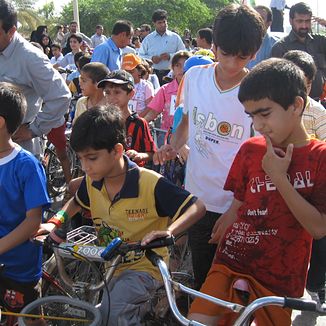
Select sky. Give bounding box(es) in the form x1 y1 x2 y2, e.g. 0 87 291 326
36 0 326 32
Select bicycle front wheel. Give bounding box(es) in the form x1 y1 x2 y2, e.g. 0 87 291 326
17 296 102 326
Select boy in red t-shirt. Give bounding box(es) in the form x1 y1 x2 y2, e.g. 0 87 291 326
188 58 326 325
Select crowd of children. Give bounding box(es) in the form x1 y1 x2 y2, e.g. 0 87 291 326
1 1 326 325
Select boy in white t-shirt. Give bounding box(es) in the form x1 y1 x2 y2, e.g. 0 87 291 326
154 4 266 290
50 43 64 65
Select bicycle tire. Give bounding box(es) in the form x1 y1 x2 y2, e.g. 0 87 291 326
17 296 102 326
42 258 104 306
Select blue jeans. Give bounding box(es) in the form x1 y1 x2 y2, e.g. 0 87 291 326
188 211 222 290
306 235 326 292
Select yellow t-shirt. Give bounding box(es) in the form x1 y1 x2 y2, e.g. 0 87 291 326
74 96 89 122
75 156 195 280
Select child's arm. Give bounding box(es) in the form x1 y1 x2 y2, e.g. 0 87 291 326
34 198 81 236
0 206 43 256
125 149 154 162
209 198 243 244
144 109 159 123
263 135 326 239
141 198 206 245
139 97 153 118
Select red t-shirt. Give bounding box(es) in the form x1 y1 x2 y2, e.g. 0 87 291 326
215 137 326 297
125 112 156 167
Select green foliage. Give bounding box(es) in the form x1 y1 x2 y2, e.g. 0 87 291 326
59 0 234 37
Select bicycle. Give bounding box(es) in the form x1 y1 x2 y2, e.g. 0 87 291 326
33 228 194 326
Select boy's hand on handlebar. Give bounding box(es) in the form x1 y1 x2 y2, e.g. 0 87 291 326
209 216 224 244
153 145 177 165
31 223 57 240
141 230 171 246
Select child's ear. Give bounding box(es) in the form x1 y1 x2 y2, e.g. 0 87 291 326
128 89 136 100
292 96 305 116
250 51 258 60
113 143 124 159
0 117 6 130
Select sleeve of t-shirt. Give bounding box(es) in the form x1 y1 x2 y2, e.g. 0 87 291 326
138 117 157 152
19 154 51 213
224 141 249 202
58 55 69 67
145 82 154 100
147 86 165 113
172 106 183 133
91 44 109 66
74 96 87 121
74 176 90 211
154 177 197 221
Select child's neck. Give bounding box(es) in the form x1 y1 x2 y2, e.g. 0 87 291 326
0 138 15 159
88 91 106 108
120 106 132 120
103 157 127 201
215 64 247 90
281 124 311 148
72 49 80 55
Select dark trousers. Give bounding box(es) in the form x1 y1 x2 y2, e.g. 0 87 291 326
188 211 222 290
153 69 169 86
306 235 326 292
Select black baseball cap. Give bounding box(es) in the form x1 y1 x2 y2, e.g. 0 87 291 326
97 69 134 88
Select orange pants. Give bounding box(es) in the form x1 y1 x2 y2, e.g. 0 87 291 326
189 264 292 326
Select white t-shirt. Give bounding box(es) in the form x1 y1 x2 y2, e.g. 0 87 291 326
180 63 254 213
131 79 154 114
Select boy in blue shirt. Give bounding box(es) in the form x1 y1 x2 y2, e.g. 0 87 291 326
0 82 51 314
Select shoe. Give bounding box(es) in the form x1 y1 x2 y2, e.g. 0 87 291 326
307 288 326 314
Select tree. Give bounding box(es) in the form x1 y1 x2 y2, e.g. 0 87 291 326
59 0 235 37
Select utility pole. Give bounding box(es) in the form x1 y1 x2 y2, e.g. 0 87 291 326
73 0 80 30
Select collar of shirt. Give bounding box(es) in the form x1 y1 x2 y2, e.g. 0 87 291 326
153 29 172 38
165 78 179 94
108 37 121 53
126 111 139 121
91 155 139 199
289 30 313 44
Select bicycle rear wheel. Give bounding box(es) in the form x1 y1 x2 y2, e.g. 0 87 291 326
17 296 102 326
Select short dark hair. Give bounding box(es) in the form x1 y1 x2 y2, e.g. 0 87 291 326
238 58 307 112
96 25 103 30
70 20 78 26
253 5 273 23
57 25 63 31
290 2 312 19
112 20 133 37
213 4 266 56
132 36 139 43
51 42 62 50
140 24 151 32
82 62 110 83
78 54 92 70
74 51 86 65
0 0 17 32
172 50 191 67
70 33 83 43
197 28 213 45
152 9 168 23
0 82 27 134
283 50 317 81
70 105 126 153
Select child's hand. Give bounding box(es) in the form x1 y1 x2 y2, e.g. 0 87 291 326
209 214 226 244
177 144 190 165
141 230 171 246
262 135 293 185
153 144 177 165
125 149 144 161
31 223 57 241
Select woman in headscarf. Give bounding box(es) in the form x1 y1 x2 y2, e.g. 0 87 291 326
39 33 54 59
30 25 48 43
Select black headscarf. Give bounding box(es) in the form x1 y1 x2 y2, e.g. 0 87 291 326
39 33 54 59
30 25 48 43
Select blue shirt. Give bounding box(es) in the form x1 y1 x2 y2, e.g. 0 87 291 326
246 32 280 70
138 30 185 70
91 37 122 71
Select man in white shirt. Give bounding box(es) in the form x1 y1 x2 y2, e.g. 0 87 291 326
138 9 185 85
90 25 107 48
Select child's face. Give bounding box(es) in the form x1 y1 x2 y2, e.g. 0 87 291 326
42 36 49 45
51 47 61 58
104 84 134 109
244 98 297 146
127 68 141 84
77 147 118 181
70 38 81 51
172 57 188 83
215 46 253 79
80 72 97 96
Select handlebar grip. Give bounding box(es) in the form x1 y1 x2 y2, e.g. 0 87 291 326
283 296 316 311
145 249 163 267
141 236 175 249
